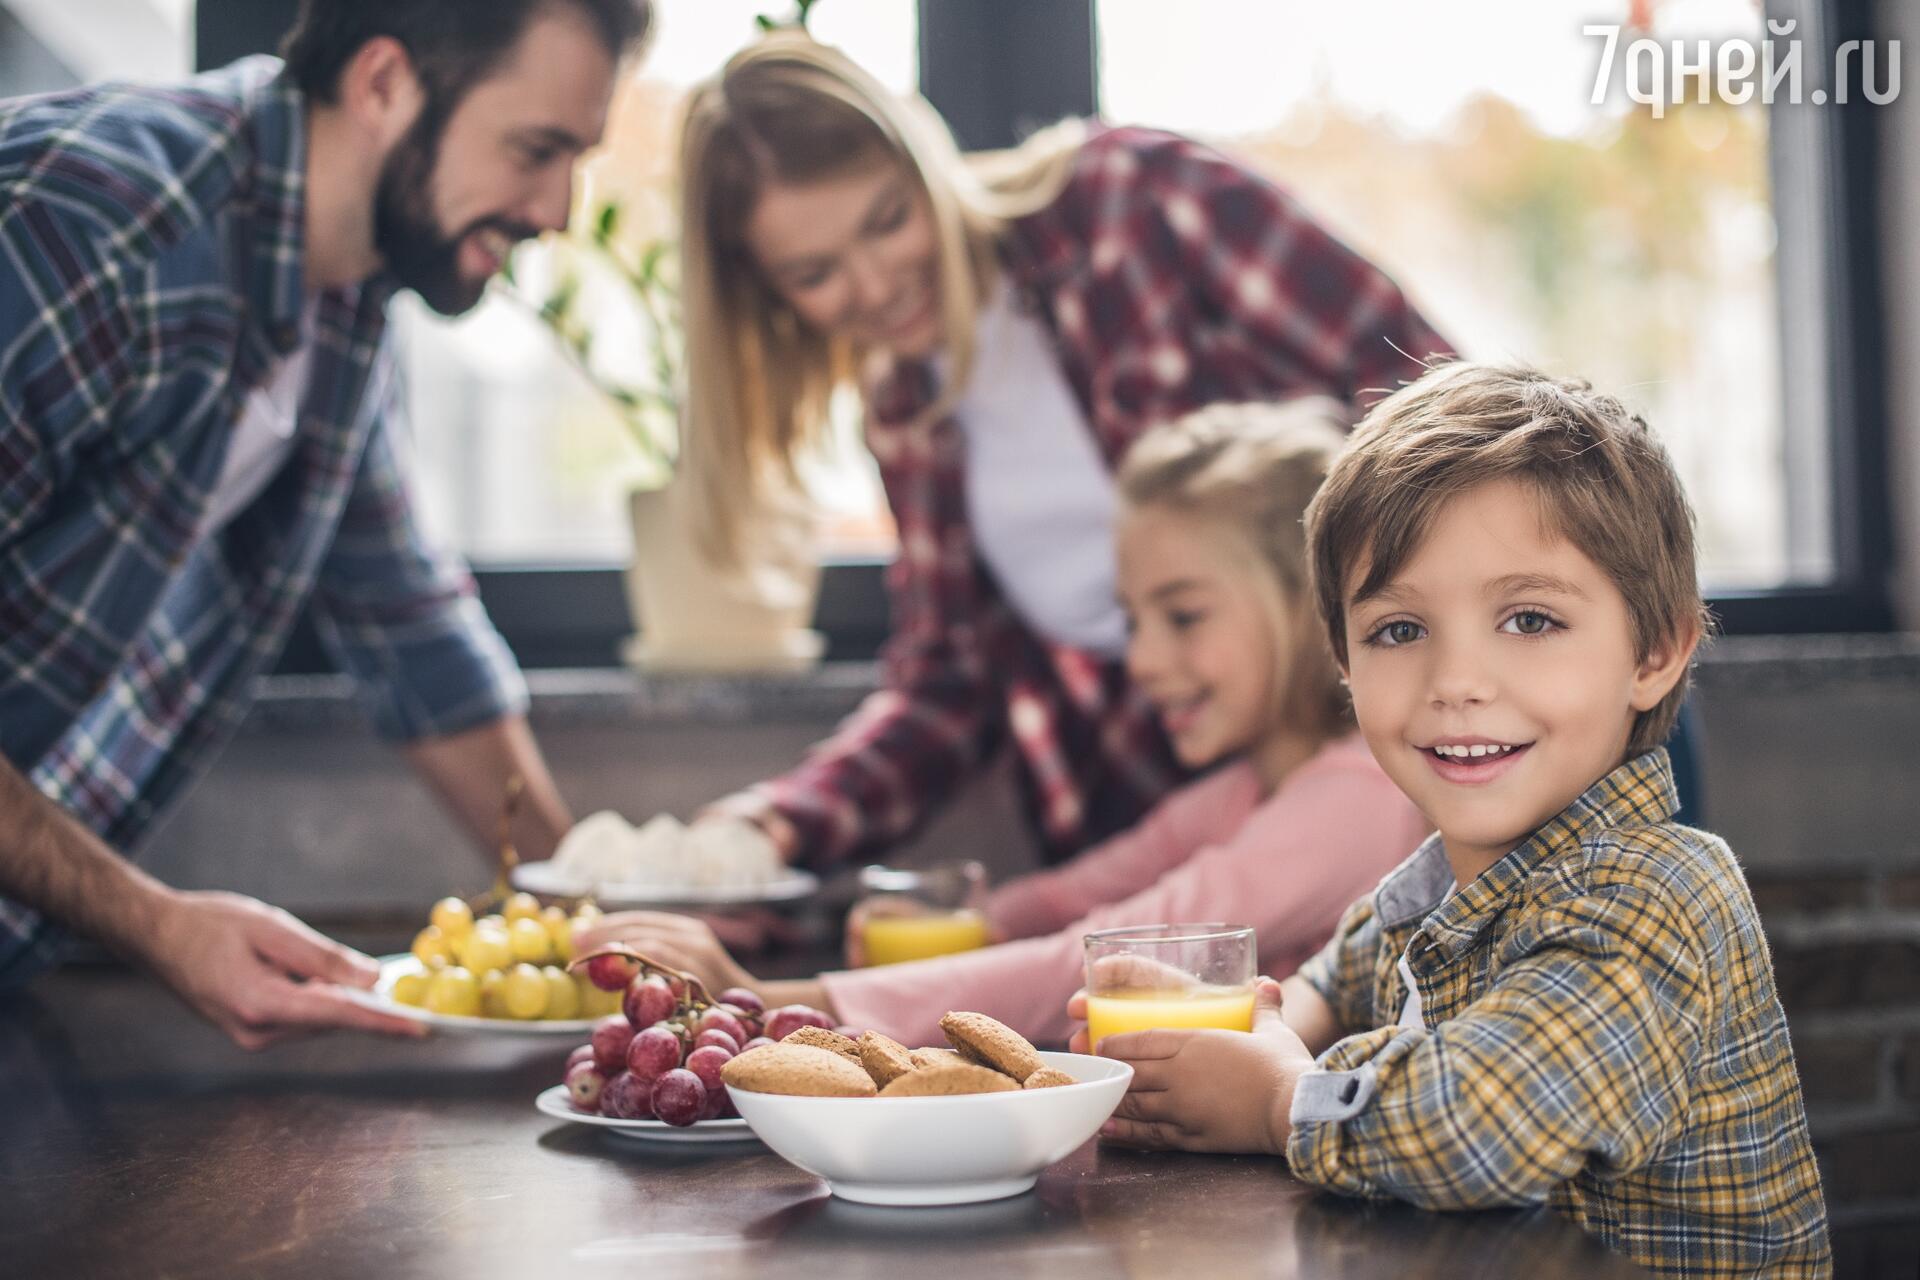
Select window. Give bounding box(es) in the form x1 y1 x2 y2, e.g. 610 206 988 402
1099 0 1803 592
399 0 912 566
21 0 1885 678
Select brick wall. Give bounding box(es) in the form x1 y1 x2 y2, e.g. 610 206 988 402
1757 870 1920 1275
1696 639 1920 1279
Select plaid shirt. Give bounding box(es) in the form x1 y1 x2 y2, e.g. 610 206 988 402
1289 750 1831 1278
753 125 1451 867
0 59 526 980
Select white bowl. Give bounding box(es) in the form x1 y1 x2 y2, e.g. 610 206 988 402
725 1050 1132 1206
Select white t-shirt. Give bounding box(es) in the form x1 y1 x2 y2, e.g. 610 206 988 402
198 307 316 538
1397 881 1457 1031
954 285 1127 657
1396 952 1427 1030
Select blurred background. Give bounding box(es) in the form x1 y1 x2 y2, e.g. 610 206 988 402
10 0 1896 629
2 3 1916 1272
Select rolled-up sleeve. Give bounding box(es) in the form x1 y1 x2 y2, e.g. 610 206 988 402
1287 888 1706 1210
307 364 527 741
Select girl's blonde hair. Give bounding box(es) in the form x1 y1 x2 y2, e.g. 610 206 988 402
677 32 1083 567
1118 400 1355 745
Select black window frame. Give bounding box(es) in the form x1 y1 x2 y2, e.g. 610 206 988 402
195 0 1894 673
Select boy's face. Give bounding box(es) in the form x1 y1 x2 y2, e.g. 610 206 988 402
1340 479 1690 879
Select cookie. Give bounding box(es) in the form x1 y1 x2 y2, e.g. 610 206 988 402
781 1026 861 1062
908 1047 968 1070
721 1043 878 1097
856 1030 916 1088
1023 1067 1075 1089
878 1062 1020 1097
939 1011 1044 1083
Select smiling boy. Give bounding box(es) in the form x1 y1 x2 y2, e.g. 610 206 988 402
1083 363 1831 1277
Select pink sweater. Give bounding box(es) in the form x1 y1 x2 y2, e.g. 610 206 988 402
819 733 1431 1048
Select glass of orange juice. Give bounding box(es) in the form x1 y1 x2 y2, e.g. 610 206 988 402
854 862 990 966
1083 923 1257 1051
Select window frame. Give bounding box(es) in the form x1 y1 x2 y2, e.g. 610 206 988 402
202 0 1892 673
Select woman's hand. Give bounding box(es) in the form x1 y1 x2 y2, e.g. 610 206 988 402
575 910 756 998
1085 977 1315 1156
693 796 798 863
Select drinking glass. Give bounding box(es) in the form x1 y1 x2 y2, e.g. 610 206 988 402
1082 923 1257 1051
853 862 990 966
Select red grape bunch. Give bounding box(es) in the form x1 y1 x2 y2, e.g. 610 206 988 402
561 945 836 1127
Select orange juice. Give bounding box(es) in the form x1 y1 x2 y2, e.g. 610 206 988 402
1085 988 1257 1051
862 910 991 966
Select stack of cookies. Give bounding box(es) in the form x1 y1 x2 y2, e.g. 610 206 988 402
721 1011 1076 1098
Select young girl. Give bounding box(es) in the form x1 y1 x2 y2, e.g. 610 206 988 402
582 402 1431 1048
668 31 1450 874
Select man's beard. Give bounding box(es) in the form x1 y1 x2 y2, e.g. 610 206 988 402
372 111 531 316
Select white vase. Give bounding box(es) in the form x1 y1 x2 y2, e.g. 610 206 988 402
621 482 825 673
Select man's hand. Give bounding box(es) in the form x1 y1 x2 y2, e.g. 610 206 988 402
1083 977 1315 1156
139 890 426 1051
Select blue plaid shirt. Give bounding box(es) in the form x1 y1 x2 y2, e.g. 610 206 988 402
0 59 528 980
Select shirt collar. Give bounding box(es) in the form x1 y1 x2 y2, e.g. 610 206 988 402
1387 748 1681 962
1375 832 1455 930
238 62 310 356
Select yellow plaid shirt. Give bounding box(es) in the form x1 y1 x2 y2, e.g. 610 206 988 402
1288 750 1831 1278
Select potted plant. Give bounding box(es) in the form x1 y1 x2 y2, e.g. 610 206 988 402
499 196 824 673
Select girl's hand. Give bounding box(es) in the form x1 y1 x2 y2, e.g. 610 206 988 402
1092 978 1315 1156
575 910 755 997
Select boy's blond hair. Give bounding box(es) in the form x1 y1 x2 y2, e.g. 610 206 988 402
1304 362 1710 756
1119 399 1354 744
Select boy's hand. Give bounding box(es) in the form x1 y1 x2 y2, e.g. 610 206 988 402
1094 977 1315 1156
1065 953 1204 1054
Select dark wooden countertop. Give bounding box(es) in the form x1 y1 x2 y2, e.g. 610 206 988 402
0 967 1649 1279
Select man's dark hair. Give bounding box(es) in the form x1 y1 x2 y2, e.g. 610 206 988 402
282 0 652 106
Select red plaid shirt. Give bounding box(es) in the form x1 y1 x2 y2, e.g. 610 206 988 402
752 125 1452 868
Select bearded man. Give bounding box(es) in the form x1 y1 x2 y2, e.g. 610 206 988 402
0 0 650 1047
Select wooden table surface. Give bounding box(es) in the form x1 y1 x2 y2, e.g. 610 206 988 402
0 966 1649 1279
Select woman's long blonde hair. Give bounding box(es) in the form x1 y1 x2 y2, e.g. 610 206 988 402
677 32 1083 567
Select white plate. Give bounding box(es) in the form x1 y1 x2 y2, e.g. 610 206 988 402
511 861 819 909
727 1050 1132 1206
340 956 597 1037
534 1084 759 1144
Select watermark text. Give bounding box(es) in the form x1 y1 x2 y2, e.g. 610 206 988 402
1587 20 1899 116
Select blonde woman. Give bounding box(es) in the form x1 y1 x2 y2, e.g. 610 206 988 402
678 33 1450 871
